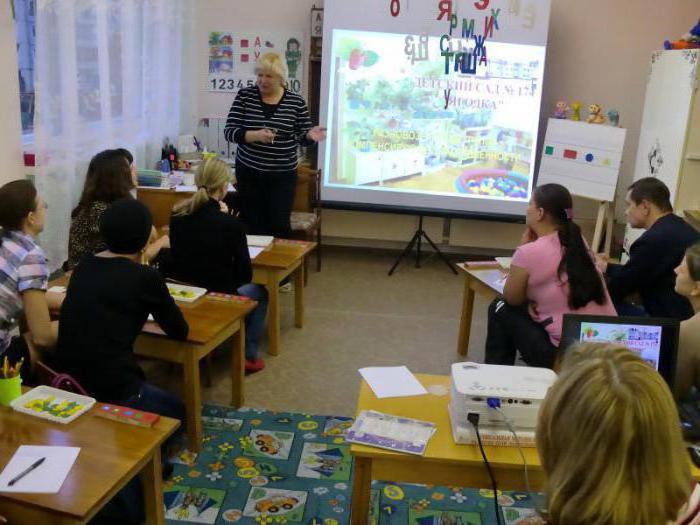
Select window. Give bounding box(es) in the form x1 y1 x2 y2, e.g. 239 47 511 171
13 0 36 134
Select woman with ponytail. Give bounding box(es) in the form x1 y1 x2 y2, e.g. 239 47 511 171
170 159 269 373
484 184 616 368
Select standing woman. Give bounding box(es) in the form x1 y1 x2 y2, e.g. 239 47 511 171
484 183 616 368
224 52 326 238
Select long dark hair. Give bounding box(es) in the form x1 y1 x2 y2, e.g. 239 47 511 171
0 180 38 245
73 149 134 217
533 184 606 309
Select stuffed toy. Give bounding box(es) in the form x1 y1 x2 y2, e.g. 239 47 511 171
664 19 700 50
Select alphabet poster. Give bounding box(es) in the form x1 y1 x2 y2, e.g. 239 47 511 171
208 32 304 95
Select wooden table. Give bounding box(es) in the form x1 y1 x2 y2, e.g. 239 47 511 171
349 374 700 524
137 187 192 229
350 374 543 525
0 400 178 524
135 296 255 452
456 263 506 357
50 275 254 453
252 239 316 356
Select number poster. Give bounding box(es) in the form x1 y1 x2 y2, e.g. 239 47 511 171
208 32 304 95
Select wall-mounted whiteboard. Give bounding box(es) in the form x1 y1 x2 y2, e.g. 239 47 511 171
537 119 627 202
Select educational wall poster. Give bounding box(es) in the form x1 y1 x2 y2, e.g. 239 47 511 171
208 31 304 96
580 322 662 369
537 118 627 202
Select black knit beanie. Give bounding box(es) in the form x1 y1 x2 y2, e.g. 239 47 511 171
100 198 152 254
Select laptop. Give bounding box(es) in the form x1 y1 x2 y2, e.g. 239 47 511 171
560 314 679 388
560 314 700 439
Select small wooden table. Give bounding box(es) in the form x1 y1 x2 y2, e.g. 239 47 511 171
349 374 543 525
50 275 254 453
456 263 506 357
252 239 316 356
0 401 178 524
135 296 255 452
137 187 193 229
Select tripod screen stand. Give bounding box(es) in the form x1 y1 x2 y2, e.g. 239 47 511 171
388 216 458 276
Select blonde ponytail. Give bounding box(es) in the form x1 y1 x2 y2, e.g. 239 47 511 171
173 158 231 216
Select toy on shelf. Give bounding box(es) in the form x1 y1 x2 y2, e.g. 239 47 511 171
553 101 569 119
664 19 700 50
587 103 607 124
607 109 620 127
570 101 582 121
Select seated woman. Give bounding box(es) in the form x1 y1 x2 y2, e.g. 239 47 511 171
169 158 269 373
55 198 188 415
672 241 700 399
64 148 167 271
485 183 616 368
536 342 698 524
0 180 62 380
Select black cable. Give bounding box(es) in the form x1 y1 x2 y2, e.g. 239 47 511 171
468 413 502 525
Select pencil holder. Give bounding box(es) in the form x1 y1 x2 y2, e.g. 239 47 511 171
0 375 22 406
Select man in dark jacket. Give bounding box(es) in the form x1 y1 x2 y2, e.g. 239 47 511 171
596 177 700 319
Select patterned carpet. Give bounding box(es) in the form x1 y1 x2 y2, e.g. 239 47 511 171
163 405 544 524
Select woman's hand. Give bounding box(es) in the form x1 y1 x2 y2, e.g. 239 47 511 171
520 227 537 246
594 253 609 273
219 200 229 214
307 126 327 142
247 129 276 144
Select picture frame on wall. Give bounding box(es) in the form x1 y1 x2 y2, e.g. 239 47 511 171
311 7 323 38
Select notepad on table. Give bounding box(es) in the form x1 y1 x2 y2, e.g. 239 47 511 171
358 366 427 398
0 445 80 493
346 410 436 455
246 235 274 247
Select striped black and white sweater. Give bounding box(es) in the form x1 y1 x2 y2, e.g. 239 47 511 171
224 86 314 172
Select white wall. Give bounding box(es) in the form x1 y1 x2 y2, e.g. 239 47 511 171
0 0 26 186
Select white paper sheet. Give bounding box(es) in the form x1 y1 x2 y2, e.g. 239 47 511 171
248 246 265 259
358 366 428 399
246 235 274 247
0 446 80 493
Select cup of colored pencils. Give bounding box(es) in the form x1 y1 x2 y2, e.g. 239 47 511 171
0 356 23 406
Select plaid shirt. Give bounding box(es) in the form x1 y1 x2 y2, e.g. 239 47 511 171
0 230 49 354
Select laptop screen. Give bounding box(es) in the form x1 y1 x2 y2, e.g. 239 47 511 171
560 314 680 387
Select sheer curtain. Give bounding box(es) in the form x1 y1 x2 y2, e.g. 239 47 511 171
34 0 194 270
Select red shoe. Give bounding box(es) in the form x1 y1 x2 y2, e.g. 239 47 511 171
245 358 265 373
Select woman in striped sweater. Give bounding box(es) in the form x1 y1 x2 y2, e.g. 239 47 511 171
224 52 325 238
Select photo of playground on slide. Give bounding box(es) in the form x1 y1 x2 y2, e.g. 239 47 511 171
325 30 546 202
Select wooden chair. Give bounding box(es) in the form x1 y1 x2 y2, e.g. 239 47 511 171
290 166 322 284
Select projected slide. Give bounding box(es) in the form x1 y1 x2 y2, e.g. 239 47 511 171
580 322 663 369
322 29 546 215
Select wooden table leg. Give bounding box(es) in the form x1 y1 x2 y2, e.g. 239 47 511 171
182 351 203 452
294 265 304 329
457 275 475 356
231 322 245 407
351 456 372 525
267 272 281 356
142 448 165 525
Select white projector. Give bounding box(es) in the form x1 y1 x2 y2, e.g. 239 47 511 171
449 362 557 444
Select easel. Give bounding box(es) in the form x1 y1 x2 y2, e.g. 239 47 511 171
591 199 615 255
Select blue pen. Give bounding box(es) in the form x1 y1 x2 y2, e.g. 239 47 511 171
8 457 46 486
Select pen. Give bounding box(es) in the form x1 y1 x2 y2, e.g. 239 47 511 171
8 457 46 486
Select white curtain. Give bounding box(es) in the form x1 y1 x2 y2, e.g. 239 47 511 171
34 0 195 270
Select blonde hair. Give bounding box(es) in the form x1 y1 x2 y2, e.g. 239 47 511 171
537 342 690 525
173 159 230 216
255 52 288 83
